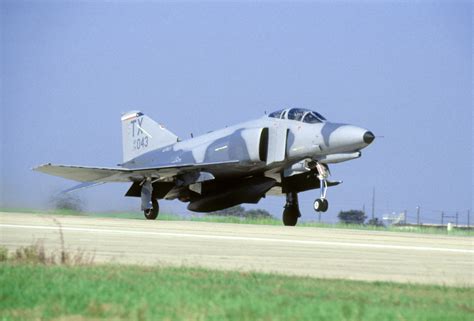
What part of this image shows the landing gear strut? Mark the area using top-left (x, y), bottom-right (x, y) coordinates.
top-left (314, 163), bottom-right (329, 213)
top-left (283, 192), bottom-right (301, 226)
top-left (141, 178), bottom-right (159, 220)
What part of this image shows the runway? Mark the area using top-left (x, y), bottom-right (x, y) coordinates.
top-left (1, 212), bottom-right (473, 286)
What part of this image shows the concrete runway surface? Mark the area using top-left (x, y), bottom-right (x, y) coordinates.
top-left (1, 212), bottom-right (473, 286)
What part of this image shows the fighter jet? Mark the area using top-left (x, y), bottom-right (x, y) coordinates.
top-left (34, 108), bottom-right (375, 226)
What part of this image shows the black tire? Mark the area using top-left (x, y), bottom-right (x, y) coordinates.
top-left (283, 207), bottom-right (300, 226)
top-left (313, 199), bottom-right (323, 212)
top-left (321, 199), bottom-right (329, 212)
top-left (144, 199), bottom-right (159, 220)
top-left (314, 198), bottom-right (329, 212)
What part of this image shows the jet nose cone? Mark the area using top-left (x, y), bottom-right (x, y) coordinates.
top-left (363, 131), bottom-right (375, 144)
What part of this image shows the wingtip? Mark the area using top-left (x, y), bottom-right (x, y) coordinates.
top-left (32, 163), bottom-right (52, 171)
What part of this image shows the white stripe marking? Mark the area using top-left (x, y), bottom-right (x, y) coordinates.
top-left (1, 224), bottom-right (473, 254)
top-left (136, 124), bottom-right (152, 138)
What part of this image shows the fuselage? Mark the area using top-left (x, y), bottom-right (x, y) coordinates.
top-left (124, 108), bottom-right (374, 179)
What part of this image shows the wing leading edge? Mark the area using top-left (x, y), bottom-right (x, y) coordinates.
top-left (33, 160), bottom-right (241, 184)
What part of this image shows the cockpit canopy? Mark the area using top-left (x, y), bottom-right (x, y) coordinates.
top-left (268, 108), bottom-right (327, 123)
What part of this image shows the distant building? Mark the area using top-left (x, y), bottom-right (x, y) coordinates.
top-left (382, 212), bottom-right (406, 225)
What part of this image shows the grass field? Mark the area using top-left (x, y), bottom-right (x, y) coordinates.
top-left (1, 263), bottom-right (473, 321)
top-left (1, 207), bottom-right (472, 236)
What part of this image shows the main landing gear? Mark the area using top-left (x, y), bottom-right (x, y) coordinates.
top-left (144, 199), bottom-right (159, 220)
top-left (283, 192), bottom-right (301, 226)
top-left (313, 163), bottom-right (329, 213)
top-left (141, 179), bottom-right (159, 220)
top-left (282, 162), bottom-right (332, 226)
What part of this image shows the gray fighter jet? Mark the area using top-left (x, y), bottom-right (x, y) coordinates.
top-left (34, 108), bottom-right (375, 226)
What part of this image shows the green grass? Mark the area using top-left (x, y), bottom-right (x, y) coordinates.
top-left (1, 207), bottom-right (472, 236)
top-left (0, 263), bottom-right (472, 321)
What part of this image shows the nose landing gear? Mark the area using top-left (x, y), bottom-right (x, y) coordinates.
top-left (314, 163), bottom-right (329, 213)
top-left (313, 198), bottom-right (328, 212)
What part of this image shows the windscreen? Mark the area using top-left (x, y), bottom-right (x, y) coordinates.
top-left (287, 108), bottom-right (307, 121)
top-left (268, 110), bottom-right (284, 118)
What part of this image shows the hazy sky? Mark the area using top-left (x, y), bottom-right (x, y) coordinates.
top-left (1, 0), bottom-right (472, 224)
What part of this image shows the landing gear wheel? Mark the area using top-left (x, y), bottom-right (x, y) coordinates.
top-left (144, 199), bottom-right (159, 220)
top-left (283, 192), bottom-right (301, 226)
top-left (313, 199), bottom-right (323, 212)
top-left (283, 207), bottom-right (300, 226)
top-left (322, 199), bottom-right (328, 212)
top-left (313, 198), bottom-right (329, 212)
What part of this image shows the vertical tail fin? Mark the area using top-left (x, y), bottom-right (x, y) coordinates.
top-left (121, 111), bottom-right (179, 163)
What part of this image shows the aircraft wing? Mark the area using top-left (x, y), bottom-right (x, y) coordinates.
top-left (33, 161), bottom-right (241, 183)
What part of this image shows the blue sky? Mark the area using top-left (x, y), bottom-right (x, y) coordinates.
top-left (1, 1), bottom-right (472, 224)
